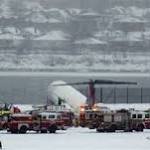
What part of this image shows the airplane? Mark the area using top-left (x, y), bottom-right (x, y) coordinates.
top-left (47, 79), bottom-right (137, 112)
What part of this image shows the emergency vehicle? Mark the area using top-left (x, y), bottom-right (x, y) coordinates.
top-left (42, 105), bottom-right (74, 127)
top-left (79, 105), bottom-right (150, 132)
top-left (96, 109), bottom-right (146, 132)
top-left (38, 111), bottom-right (66, 130)
top-left (7, 113), bottom-right (57, 134)
top-left (79, 105), bottom-right (109, 128)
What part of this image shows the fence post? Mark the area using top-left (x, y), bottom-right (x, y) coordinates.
top-left (114, 87), bottom-right (116, 104)
top-left (100, 88), bottom-right (103, 103)
top-left (126, 87), bottom-right (129, 103)
top-left (141, 87), bottom-right (143, 103)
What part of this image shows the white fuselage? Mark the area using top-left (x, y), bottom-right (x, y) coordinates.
top-left (48, 80), bottom-right (87, 111)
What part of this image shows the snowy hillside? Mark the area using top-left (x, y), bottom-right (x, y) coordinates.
top-left (0, 1), bottom-right (150, 72)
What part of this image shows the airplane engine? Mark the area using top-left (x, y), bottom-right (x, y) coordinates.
top-left (48, 81), bottom-right (87, 110)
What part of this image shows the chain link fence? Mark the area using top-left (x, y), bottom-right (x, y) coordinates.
top-left (80, 87), bottom-right (150, 104)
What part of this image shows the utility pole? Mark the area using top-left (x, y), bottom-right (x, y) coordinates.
top-left (141, 87), bottom-right (143, 103)
top-left (126, 87), bottom-right (129, 103)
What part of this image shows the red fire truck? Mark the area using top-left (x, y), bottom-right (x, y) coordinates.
top-left (96, 109), bottom-right (146, 132)
top-left (38, 111), bottom-right (68, 130)
top-left (79, 105), bottom-right (150, 132)
top-left (7, 113), bottom-right (58, 134)
top-left (79, 105), bottom-right (108, 128)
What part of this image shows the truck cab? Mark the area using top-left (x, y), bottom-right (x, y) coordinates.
top-left (38, 111), bottom-right (65, 130)
top-left (8, 113), bottom-right (33, 133)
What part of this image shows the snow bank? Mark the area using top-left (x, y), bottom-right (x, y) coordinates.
top-left (75, 38), bottom-right (107, 45)
top-left (97, 103), bottom-right (150, 111)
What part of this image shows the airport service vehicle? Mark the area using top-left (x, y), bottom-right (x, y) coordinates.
top-left (79, 105), bottom-right (150, 132)
top-left (96, 109), bottom-right (148, 132)
top-left (38, 111), bottom-right (66, 130)
top-left (7, 113), bottom-right (57, 134)
top-left (79, 105), bottom-right (109, 128)
top-left (59, 111), bottom-right (74, 127)
top-left (34, 105), bottom-right (75, 128)
top-left (140, 111), bottom-right (150, 129)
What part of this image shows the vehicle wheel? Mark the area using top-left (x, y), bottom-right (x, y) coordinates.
top-left (109, 124), bottom-right (117, 132)
top-left (49, 124), bottom-right (57, 133)
top-left (2, 123), bottom-right (8, 129)
top-left (10, 129), bottom-right (18, 134)
top-left (124, 128), bottom-right (133, 132)
top-left (137, 124), bottom-right (144, 132)
top-left (96, 128), bottom-right (104, 132)
top-left (19, 126), bottom-right (27, 134)
top-left (41, 129), bottom-right (47, 133)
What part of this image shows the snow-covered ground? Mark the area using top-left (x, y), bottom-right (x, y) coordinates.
top-left (1, 127), bottom-right (150, 150)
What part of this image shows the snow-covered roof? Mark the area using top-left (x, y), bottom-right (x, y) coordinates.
top-left (25, 12), bottom-right (47, 23)
top-left (108, 31), bottom-right (144, 42)
top-left (0, 33), bottom-right (24, 40)
top-left (0, 27), bottom-right (18, 35)
top-left (80, 12), bottom-right (100, 17)
top-left (0, 3), bottom-right (14, 19)
top-left (66, 8), bottom-right (82, 15)
top-left (75, 38), bottom-right (107, 45)
top-left (35, 31), bottom-right (70, 41)
top-left (107, 6), bottom-right (150, 17)
top-left (47, 18), bottom-right (62, 23)
top-left (24, 1), bottom-right (44, 12)
top-left (109, 6), bottom-right (125, 15)
top-left (115, 15), bottom-right (144, 23)
top-left (45, 8), bottom-right (69, 20)
top-left (24, 27), bottom-right (41, 35)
